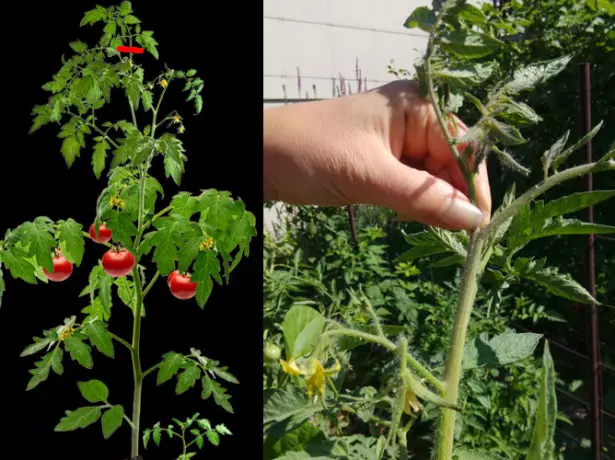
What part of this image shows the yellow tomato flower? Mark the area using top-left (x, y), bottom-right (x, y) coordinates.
top-left (159, 78), bottom-right (168, 88)
top-left (280, 358), bottom-right (341, 398)
top-left (403, 389), bottom-right (423, 415)
top-left (199, 237), bottom-right (214, 251)
top-left (177, 124), bottom-right (185, 134)
top-left (58, 325), bottom-right (74, 342)
top-left (172, 115), bottom-right (181, 124)
top-left (279, 359), bottom-right (303, 376)
top-left (109, 195), bottom-right (126, 209)
top-left (306, 360), bottom-right (326, 396)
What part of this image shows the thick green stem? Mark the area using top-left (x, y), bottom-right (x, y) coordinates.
top-left (130, 264), bottom-right (145, 458)
top-left (424, 32), bottom-right (477, 205)
top-left (321, 328), bottom-right (396, 352)
top-left (130, 163), bottom-right (148, 458)
top-left (435, 233), bottom-right (485, 460)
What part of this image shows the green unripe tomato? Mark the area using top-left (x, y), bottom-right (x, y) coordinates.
top-left (263, 342), bottom-right (281, 363)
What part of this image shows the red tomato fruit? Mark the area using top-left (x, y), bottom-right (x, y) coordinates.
top-left (89, 222), bottom-right (112, 243)
top-left (43, 254), bottom-right (73, 282)
top-left (169, 273), bottom-right (198, 300)
top-left (167, 270), bottom-right (180, 288)
top-left (102, 249), bottom-right (136, 277)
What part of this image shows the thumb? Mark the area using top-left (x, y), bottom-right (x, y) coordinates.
top-left (368, 157), bottom-right (484, 230)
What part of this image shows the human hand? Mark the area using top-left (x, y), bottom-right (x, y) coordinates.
top-left (263, 80), bottom-right (491, 230)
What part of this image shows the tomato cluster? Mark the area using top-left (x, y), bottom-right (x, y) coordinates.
top-left (42, 220), bottom-right (198, 301)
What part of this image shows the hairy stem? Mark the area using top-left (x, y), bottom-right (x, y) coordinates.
top-left (130, 264), bottom-right (145, 458)
top-left (405, 350), bottom-right (445, 395)
top-left (321, 328), bottom-right (396, 352)
top-left (424, 29), bottom-right (477, 205)
top-left (435, 233), bottom-right (485, 460)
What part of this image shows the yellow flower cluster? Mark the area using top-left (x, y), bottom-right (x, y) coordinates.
top-left (159, 78), bottom-right (168, 88)
top-left (110, 196), bottom-right (126, 209)
top-left (280, 358), bottom-right (341, 397)
top-left (59, 325), bottom-right (74, 342)
top-left (200, 237), bottom-right (214, 251)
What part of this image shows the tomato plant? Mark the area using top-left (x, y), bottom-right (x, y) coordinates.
top-left (262, 1), bottom-right (614, 459)
top-left (0, 3), bottom-right (256, 459)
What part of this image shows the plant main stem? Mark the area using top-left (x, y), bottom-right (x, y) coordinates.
top-left (130, 164), bottom-right (148, 458)
top-left (435, 232), bottom-right (485, 460)
top-left (130, 265), bottom-right (145, 458)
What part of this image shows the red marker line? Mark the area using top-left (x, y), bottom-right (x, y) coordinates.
top-left (117, 45), bottom-right (144, 54)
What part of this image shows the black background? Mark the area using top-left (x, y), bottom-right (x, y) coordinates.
top-left (0, 1), bottom-right (263, 459)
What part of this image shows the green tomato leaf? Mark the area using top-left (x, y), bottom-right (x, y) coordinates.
top-left (115, 278), bottom-right (137, 311)
top-left (58, 218), bottom-right (85, 266)
top-left (463, 332), bottom-right (543, 370)
top-left (282, 306), bottom-right (326, 359)
top-left (201, 376), bottom-right (233, 413)
top-left (403, 6), bottom-right (436, 32)
top-left (2, 246), bottom-right (38, 284)
top-left (102, 405), bottom-right (124, 439)
top-left (92, 139), bottom-right (110, 179)
top-left (142, 90), bottom-right (153, 112)
top-left (195, 275), bottom-right (213, 308)
top-left (205, 429), bottom-right (220, 446)
top-left (20, 336), bottom-right (52, 357)
top-left (487, 119), bottom-right (527, 146)
top-left (84, 321), bottom-right (115, 359)
top-left (80, 5), bottom-right (108, 27)
top-left (433, 62), bottom-right (496, 90)
top-left (0, 265), bottom-right (4, 308)
top-left (458, 3), bottom-right (486, 25)
top-left (503, 56), bottom-right (572, 95)
top-left (55, 406), bottom-right (102, 432)
top-left (263, 386), bottom-right (321, 427)
top-left (78, 379), bottom-right (109, 403)
top-left (61, 135), bottom-right (81, 168)
top-left (176, 364), bottom-right (202, 395)
top-left (526, 342), bottom-right (557, 460)
top-left (99, 272), bottom-right (114, 313)
top-left (18, 220), bottom-right (56, 273)
top-left (143, 428), bottom-right (151, 448)
top-left (26, 347), bottom-right (64, 391)
top-left (136, 31), bottom-right (159, 59)
top-left (69, 40), bottom-right (88, 53)
top-left (64, 335), bottom-right (94, 369)
top-left (439, 30), bottom-right (502, 59)
top-left (157, 352), bottom-right (185, 385)
top-left (552, 121), bottom-right (604, 171)
top-left (118, 1), bottom-right (132, 15)
top-left (524, 268), bottom-right (597, 304)
top-left (494, 100), bottom-right (543, 127)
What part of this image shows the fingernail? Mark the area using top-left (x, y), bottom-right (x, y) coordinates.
top-left (441, 198), bottom-right (483, 229)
